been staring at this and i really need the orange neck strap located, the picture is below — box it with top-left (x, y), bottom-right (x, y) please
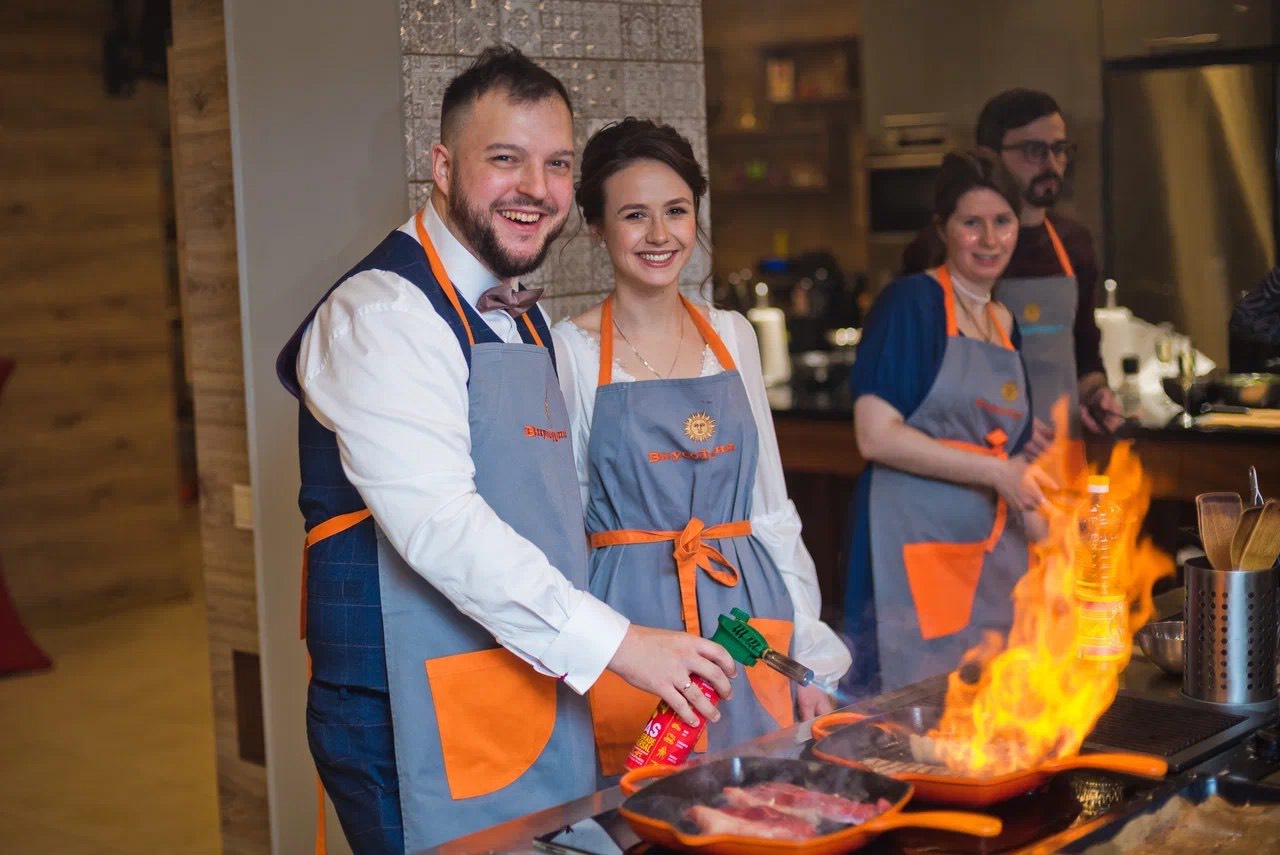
top-left (597, 294), bottom-right (736, 387)
top-left (413, 208), bottom-right (543, 348)
top-left (1043, 217), bottom-right (1076, 279)
top-left (935, 265), bottom-right (1015, 351)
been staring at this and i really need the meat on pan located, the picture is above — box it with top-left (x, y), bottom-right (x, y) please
top-left (723, 782), bottom-right (893, 826)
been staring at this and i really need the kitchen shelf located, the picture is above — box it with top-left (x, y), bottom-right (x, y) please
top-left (710, 126), bottom-right (829, 140)
top-left (768, 93), bottom-right (859, 107)
top-left (712, 186), bottom-right (832, 197)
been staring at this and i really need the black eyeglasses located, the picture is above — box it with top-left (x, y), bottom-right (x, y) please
top-left (1001, 140), bottom-right (1078, 163)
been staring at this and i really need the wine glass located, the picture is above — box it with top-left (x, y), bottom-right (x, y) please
top-left (1177, 341), bottom-right (1197, 428)
top-left (1153, 323), bottom-right (1177, 409)
top-left (1154, 324), bottom-right (1175, 365)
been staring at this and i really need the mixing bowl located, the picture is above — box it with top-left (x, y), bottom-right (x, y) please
top-left (1135, 620), bottom-right (1185, 676)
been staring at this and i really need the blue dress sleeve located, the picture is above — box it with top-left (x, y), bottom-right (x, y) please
top-left (849, 274), bottom-right (947, 419)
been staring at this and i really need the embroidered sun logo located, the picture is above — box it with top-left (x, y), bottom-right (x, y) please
top-left (683, 411), bottom-right (716, 442)
top-left (1001, 381), bottom-right (1020, 402)
top-left (1024, 303), bottom-right (1042, 323)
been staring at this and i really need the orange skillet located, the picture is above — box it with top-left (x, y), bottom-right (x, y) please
top-left (616, 755), bottom-right (1001, 855)
top-left (810, 708), bottom-right (1168, 808)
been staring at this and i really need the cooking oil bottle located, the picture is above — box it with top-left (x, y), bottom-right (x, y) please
top-left (1075, 475), bottom-right (1126, 662)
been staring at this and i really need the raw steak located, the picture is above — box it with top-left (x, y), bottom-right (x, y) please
top-left (685, 804), bottom-right (818, 840)
top-left (723, 782), bottom-right (894, 826)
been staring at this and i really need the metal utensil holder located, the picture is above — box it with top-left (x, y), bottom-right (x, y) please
top-left (1183, 556), bottom-right (1278, 713)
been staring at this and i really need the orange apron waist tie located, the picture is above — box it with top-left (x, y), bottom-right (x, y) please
top-left (589, 518), bottom-right (751, 638)
top-left (299, 505), bottom-right (373, 855)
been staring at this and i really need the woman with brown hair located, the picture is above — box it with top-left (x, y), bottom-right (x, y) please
top-left (551, 118), bottom-right (850, 778)
top-left (841, 149), bottom-right (1055, 694)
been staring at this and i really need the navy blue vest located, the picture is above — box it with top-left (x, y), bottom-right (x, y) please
top-left (277, 228), bottom-right (555, 690)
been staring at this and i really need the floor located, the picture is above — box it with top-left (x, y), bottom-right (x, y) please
top-left (0, 598), bottom-right (222, 853)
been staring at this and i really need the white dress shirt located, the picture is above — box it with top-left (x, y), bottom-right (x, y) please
top-left (297, 203), bottom-right (629, 694)
top-left (552, 309), bottom-right (853, 686)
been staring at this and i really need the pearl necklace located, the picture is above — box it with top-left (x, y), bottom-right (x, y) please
top-left (949, 271), bottom-right (993, 305)
top-left (946, 268), bottom-right (999, 345)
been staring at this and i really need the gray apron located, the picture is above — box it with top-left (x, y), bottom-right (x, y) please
top-left (377, 219), bottom-right (595, 850)
top-left (995, 217), bottom-right (1084, 482)
top-left (583, 296), bottom-right (796, 777)
top-left (870, 267), bottom-right (1032, 691)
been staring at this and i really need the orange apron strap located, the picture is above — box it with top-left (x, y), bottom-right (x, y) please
top-left (315, 773), bottom-right (327, 855)
top-left (589, 519), bottom-right (751, 637)
top-left (305, 655), bottom-right (328, 854)
top-left (520, 311), bottom-right (544, 347)
top-left (985, 302), bottom-right (1015, 351)
top-left (934, 266), bottom-right (960, 337)
top-left (598, 295), bottom-right (736, 386)
top-left (679, 295), bottom-right (736, 371)
top-left (598, 295), bottom-right (616, 387)
top-left (938, 265), bottom-right (1014, 350)
top-left (1043, 217), bottom-right (1076, 279)
top-left (300, 508), bottom-right (373, 639)
top-left (300, 507), bottom-right (371, 854)
top-left (935, 432), bottom-right (1009, 551)
top-left (937, 438), bottom-right (1004, 457)
top-left (414, 208), bottom-right (475, 347)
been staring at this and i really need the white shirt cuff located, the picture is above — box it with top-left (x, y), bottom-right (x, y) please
top-left (540, 592), bottom-right (630, 694)
top-left (794, 616), bottom-right (853, 687)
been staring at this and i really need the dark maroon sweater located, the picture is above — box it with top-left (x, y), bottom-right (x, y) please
top-left (900, 215), bottom-right (1105, 380)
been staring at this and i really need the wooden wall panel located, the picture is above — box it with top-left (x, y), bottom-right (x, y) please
top-left (170, 0), bottom-right (270, 850)
top-left (0, 0), bottom-right (192, 627)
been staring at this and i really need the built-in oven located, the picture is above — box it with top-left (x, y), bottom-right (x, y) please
top-left (864, 114), bottom-right (954, 296)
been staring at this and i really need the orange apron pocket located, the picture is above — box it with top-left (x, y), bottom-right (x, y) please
top-left (902, 541), bottom-right (985, 640)
top-left (742, 617), bottom-right (796, 730)
top-left (425, 647), bottom-right (557, 800)
top-left (587, 670), bottom-right (660, 777)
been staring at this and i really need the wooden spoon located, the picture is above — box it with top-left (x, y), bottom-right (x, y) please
top-left (1239, 500), bottom-right (1280, 571)
top-left (1231, 506), bottom-right (1263, 569)
top-left (1196, 492), bottom-right (1242, 571)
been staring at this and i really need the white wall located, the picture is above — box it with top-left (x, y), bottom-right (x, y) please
top-left (223, 1), bottom-right (406, 851)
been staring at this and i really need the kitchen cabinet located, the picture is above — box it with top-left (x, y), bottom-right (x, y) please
top-left (1101, 0), bottom-right (1276, 59)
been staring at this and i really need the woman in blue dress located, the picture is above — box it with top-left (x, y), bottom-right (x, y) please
top-left (842, 150), bottom-right (1055, 694)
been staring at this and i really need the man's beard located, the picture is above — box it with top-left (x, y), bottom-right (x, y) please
top-left (1024, 169), bottom-right (1063, 208)
top-left (447, 185), bottom-right (565, 279)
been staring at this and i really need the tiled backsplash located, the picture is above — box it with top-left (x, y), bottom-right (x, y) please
top-left (400, 0), bottom-right (710, 321)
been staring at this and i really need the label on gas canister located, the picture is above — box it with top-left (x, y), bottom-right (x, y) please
top-left (625, 676), bottom-right (720, 769)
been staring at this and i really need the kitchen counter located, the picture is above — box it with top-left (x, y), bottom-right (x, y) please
top-left (770, 380), bottom-right (1279, 620)
top-left (768, 380), bottom-right (1280, 500)
top-left (438, 590), bottom-right (1275, 854)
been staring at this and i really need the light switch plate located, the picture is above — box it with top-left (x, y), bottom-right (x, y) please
top-left (233, 483), bottom-right (254, 531)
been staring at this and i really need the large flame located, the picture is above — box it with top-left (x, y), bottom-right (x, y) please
top-left (929, 398), bottom-right (1175, 776)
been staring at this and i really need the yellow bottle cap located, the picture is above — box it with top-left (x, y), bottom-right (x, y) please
top-left (1087, 475), bottom-right (1110, 493)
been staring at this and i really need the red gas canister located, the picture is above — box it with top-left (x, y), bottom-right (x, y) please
top-left (623, 609), bottom-right (815, 770)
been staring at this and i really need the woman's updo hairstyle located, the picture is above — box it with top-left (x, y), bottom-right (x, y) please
top-left (575, 118), bottom-right (709, 227)
top-left (933, 147), bottom-right (1021, 224)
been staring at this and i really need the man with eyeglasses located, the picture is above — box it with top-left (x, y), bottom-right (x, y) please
top-left (905, 88), bottom-right (1121, 482)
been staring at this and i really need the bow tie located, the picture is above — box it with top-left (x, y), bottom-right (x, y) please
top-left (476, 284), bottom-right (544, 318)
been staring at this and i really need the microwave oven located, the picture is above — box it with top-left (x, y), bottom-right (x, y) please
top-left (864, 115), bottom-right (955, 293)
top-left (866, 151), bottom-right (945, 234)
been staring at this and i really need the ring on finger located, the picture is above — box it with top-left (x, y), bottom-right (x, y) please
top-left (681, 679), bottom-right (693, 692)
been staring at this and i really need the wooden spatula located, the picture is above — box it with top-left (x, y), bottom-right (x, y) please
top-left (1239, 500), bottom-right (1280, 571)
top-left (1197, 492), bottom-right (1242, 571)
top-left (1231, 506), bottom-right (1263, 569)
